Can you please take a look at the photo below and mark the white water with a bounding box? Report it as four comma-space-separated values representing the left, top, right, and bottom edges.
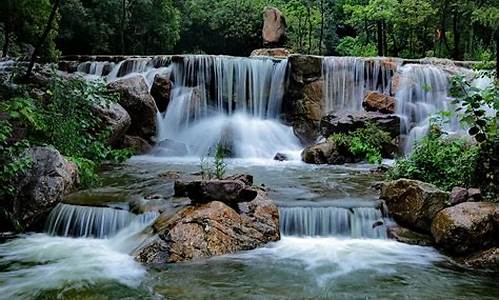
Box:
0, 214, 155, 299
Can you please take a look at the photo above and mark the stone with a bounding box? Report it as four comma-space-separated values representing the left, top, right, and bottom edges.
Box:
431, 202, 498, 255
3, 147, 78, 231
225, 174, 254, 186
379, 179, 449, 233
467, 188, 482, 201
387, 224, 433, 246
120, 135, 152, 154
150, 74, 171, 113
250, 48, 290, 57
262, 7, 286, 47
93, 102, 131, 145
320, 111, 400, 138
273, 152, 288, 161
362, 91, 396, 114
173, 180, 258, 206
391, 73, 400, 96
107, 75, 158, 142
135, 190, 280, 264
450, 187, 469, 205
301, 140, 360, 165
461, 248, 499, 270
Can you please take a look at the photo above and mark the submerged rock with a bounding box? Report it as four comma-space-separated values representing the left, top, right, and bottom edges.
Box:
320, 111, 400, 138
379, 179, 449, 233
273, 152, 288, 161
387, 224, 433, 246
461, 247, 499, 270
262, 7, 286, 47
431, 202, 498, 255
135, 190, 280, 264
107, 75, 157, 143
362, 91, 395, 114
120, 135, 152, 154
1, 147, 79, 231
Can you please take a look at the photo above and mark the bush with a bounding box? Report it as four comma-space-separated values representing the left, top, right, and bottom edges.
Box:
387, 132, 480, 191
329, 122, 392, 164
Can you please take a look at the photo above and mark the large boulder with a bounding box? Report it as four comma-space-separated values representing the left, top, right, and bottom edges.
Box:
250, 48, 290, 57
362, 91, 396, 114
120, 135, 152, 154
301, 140, 359, 164
135, 190, 280, 264
174, 179, 258, 206
262, 7, 286, 47
150, 74, 171, 113
461, 247, 499, 270
379, 179, 449, 233
2, 147, 79, 231
93, 102, 131, 145
107, 75, 158, 142
320, 111, 400, 138
431, 202, 498, 255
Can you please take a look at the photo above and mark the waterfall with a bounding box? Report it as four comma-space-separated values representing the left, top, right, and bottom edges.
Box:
322, 57, 395, 113
155, 56, 301, 159
279, 205, 387, 239
45, 203, 158, 238
395, 64, 460, 153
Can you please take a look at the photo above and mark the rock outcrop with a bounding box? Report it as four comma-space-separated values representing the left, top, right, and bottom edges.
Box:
320, 111, 400, 138
431, 202, 498, 255
1, 147, 79, 231
301, 140, 360, 164
120, 135, 152, 154
262, 7, 286, 47
379, 179, 449, 233
107, 75, 157, 143
250, 48, 290, 57
150, 74, 171, 113
93, 102, 131, 145
135, 188, 279, 264
362, 91, 396, 114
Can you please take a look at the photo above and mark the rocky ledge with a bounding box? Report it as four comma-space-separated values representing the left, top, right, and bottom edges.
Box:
134, 175, 280, 264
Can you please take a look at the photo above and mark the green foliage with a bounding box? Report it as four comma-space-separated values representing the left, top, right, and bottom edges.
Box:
336, 36, 377, 57
387, 132, 480, 191
329, 123, 392, 164
198, 143, 229, 180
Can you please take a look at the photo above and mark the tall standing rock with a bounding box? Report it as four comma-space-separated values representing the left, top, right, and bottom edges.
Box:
108, 75, 158, 143
150, 74, 171, 113
262, 7, 286, 47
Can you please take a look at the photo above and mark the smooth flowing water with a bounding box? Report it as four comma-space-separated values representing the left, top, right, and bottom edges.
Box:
0, 158, 496, 299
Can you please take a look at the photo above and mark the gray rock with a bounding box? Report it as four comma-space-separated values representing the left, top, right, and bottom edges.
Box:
450, 187, 469, 206
320, 111, 400, 138
93, 102, 131, 145
150, 74, 171, 113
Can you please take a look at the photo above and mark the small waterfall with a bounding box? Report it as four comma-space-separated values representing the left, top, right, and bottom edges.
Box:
45, 203, 158, 238
76, 61, 115, 77
279, 205, 387, 238
322, 57, 395, 113
395, 64, 460, 153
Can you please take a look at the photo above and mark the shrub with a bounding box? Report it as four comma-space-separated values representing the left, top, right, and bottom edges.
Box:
329, 122, 392, 164
386, 132, 480, 191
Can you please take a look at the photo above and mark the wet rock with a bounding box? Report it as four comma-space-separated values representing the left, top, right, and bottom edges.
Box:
387, 224, 433, 246
158, 170, 181, 179
467, 188, 482, 202
273, 152, 288, 161
173, 180, 258, 206
320, 111, 400, 138
107, 75, 158, 142
379, 179, 449, 233
461, 247, 499, 270
135, 190, 280, 263
301, 140, 360, 165
225, 174, 254, 186
362, 91, 395, 114
93, 102, 131, 145
391, 72, 400, 96
150, 74, 171, 113
153, 139, 189, 156
262, 7, 286, 47
431, 202, 498, 255
120, 135, 152, 154
2, 147, 79, 231
250, 48, 290, 57
287, 55, 322, 84
450, 187, 469, 206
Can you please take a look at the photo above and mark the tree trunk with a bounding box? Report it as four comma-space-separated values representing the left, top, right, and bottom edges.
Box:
2, 29, 9, 57
318, 0, 325, 55
307, 1, 312, 54
382, 21, 387, 56
452, 12, 462, 60
120, 0, 126, 54
376, 21, 383, 56
25, 0, 60, 79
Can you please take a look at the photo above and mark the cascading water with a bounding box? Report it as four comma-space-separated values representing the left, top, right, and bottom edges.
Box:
45, 203, 158, 238
395, 64, 460, 153
322, 57, 396, 113
155, 56, 301, 159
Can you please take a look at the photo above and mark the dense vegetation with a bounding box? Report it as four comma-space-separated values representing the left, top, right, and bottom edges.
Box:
0, 73, 132, 197
388, 72, 499, 198
1, 0, 498, 60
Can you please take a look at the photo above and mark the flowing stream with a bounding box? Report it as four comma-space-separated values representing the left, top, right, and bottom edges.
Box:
0, 56, 496, 299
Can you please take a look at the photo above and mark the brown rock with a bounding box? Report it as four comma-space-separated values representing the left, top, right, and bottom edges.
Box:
135, 191, 280, 263
173, 179, 258, 206
461, 247, 499, 270
379, 179, 449, 233
467, 188, 482, 201
320, 111, 400, 138
301, 140, 360, 165
262, 7, 286, 47
150, 74, 171, 113
387, 224, 433, 246
450, 187, 469, 205
93, 102, 131, 145
250, 48, 290, 57
431, 202, 498, 255
121, 135, 152, 154
362, 91, 395, 114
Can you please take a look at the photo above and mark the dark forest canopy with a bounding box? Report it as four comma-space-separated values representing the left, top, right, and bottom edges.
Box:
0, 0, 498, 60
